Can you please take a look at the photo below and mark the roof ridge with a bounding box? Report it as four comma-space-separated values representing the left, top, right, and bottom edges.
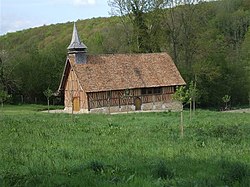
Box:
87, 52, 168, 57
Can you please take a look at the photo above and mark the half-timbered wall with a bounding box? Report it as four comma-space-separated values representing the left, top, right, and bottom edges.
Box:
64, 67, 88, 111
87, 86, 175, 110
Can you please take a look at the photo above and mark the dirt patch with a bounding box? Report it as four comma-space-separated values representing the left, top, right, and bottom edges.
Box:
43, 108, 250, 114
41, 109, 69, 113
222, 108, 250, 113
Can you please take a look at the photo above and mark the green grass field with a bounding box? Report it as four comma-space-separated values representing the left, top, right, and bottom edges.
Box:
0, 105, 249, 186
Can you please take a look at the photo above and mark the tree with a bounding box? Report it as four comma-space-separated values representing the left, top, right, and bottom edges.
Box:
188, 80, 199, 119
0, 89, 10, 109
0, 53, 13, 109
43, 87, 53, 113
222, 95, 231, 110
0, 51, 20, 94
192, 58, 223, 107
108, 0, 167, 52
248, 92, 250, 107
173, 86, 189, 138
238, 30, 250, 106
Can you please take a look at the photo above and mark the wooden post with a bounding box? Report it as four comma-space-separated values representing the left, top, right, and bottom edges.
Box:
126, 97, 128, 114
87, 94, 90, 111
108, 97, 110, 115
119, 96, 121, 108
125, 89, 130, 113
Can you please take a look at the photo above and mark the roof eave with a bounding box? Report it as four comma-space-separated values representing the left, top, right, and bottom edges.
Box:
57, 58, 71, 93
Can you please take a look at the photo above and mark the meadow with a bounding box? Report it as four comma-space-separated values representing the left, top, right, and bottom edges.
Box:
0, 105, 249, 186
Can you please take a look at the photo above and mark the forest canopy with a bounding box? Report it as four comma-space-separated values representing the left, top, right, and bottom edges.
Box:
0, 0, 249, 108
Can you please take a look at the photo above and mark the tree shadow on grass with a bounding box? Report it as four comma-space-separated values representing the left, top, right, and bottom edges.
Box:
2, 154, 249, 187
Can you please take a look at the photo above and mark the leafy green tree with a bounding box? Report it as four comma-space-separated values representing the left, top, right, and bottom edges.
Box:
222, 95, 231, 110
173, 86, 189, 138
239, 30, 250, 106
108, 0, 166, 52
0, 87, 11, 109
192, 59, 222, 107
187, 81, 199, 119
43, 88, 54, 113
0, 51, 20, 94
214, 0, 250, 106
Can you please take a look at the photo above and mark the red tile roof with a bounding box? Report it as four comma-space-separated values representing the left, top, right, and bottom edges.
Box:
61, 53, 186, 93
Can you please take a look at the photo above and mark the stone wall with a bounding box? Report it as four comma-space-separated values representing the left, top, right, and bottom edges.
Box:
64, 101, 182, 114
89, 100, 182, 114
63, 107, 89, 114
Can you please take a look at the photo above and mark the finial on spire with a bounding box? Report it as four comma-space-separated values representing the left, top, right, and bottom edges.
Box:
67, 22, 87, 52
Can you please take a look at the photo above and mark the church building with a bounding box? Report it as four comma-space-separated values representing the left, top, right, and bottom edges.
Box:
58, 23, 186, 113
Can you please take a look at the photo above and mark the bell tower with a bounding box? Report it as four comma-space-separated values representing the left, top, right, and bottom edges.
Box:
67, 22, 87, 64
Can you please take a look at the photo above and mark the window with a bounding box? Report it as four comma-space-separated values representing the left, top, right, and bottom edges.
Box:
154, 87, 162, 94
141, 87, 162, 95
141, 88, 147, 95
107, 91, 111, 98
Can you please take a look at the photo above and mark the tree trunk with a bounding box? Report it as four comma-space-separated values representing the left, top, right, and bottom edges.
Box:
193, 97, 195, 114
47, 99, 49, 113
190, 101, 192, 121
126, 97, 129, 114
170, 8, 178, 65
21, 95, 24, 104
1, 101, 3, 116
180, 109, 184, 138
193, 75, 197, 115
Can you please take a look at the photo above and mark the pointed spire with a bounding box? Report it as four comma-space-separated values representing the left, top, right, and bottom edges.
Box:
67, 22, 87, 52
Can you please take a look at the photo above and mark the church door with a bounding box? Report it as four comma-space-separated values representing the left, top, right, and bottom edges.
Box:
73, 97, 80, 112
134, 97, 142, 110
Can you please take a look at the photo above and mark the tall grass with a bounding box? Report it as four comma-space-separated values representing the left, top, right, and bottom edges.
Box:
0, 105, 249, 186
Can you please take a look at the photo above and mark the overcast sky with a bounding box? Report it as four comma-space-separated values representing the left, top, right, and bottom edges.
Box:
0, 0, 110, 35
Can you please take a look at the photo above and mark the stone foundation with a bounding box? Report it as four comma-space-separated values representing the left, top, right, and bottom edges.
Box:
63, 107, 89, 114
64, 101, 182, 114
89, 101, 182, 114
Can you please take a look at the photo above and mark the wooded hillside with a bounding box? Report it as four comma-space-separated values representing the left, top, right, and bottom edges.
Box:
0, 0, 249, 108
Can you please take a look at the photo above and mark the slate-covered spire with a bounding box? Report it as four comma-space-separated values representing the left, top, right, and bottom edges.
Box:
67, 22, 87, 64
67, 22, 87, 53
